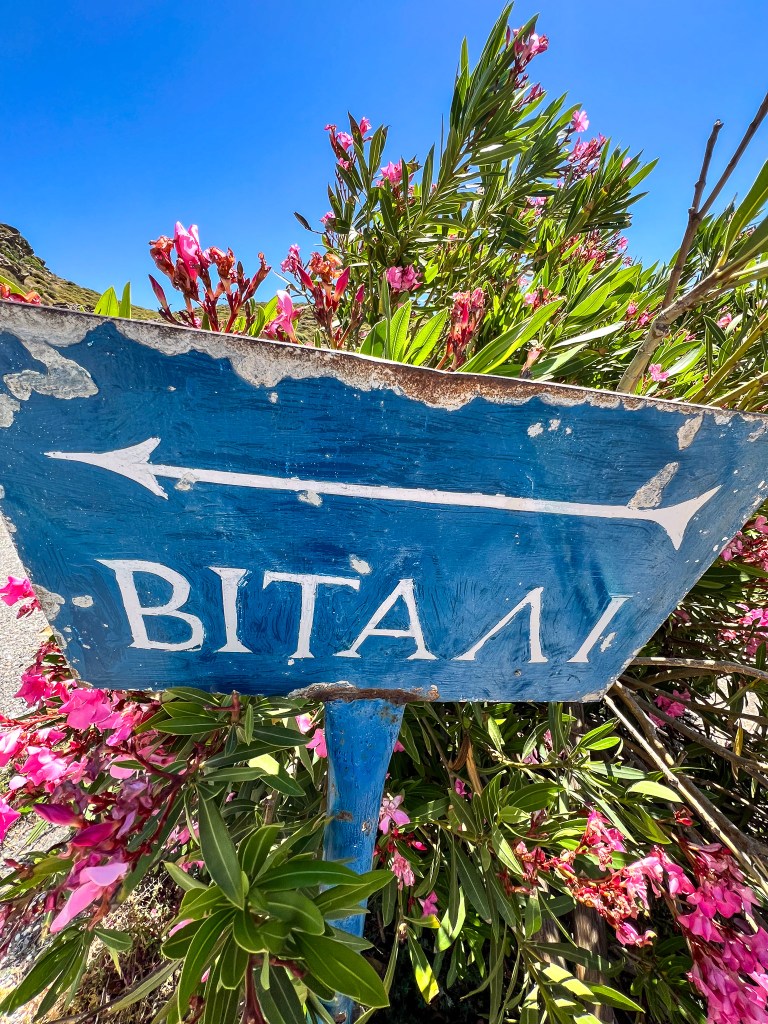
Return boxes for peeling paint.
[34,584,65,621]
[677,415,703,450]
[72,595,94,608]
[527,422,544,437]
[3,304,767,425]
[628,462,679,510]
[0,394,20,428]
[298,490,323,506]
[600,632,616,652]
[288,682,438,703]
[349,555,372,575]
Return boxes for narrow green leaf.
[454,845,491,922]
[256,965,306,1024]
[164,861,206,892]
[177,912,232,1011]
[118,282,132,319]
[267,890,325,934]
[258,861,359,891]
[94,287,119,317]
[198,794,246,907]
[239,824,282,878]
[407,933,439,1004]
[219,934,249,990]
[627,780,682,803]
[389,300,412,361]
[295,933,389,1008]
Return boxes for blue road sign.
[1,303,767,703]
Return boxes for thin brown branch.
[623,687,768,787]
[606,690,768,876]
[699,91,768,220]
[662,119,723,307]
[618,92,768,392]
[621,675,768,726]
[630,656,768,684]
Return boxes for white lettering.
[336,579,436,660]
[263,572,360,659]
[567,596,630,663]
[98,559,204,651]
[209,567,251,653]
[454,587,547,663]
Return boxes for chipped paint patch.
[298,490,322,506]
[749,422,767,442]
[350,555,372,575]
[0,394,20,428]
[628,462,679,509]
[600,632,616,652]
[677,414,703,450]
[527,422,544,437]
[72,595,94,608]
[548,418,560,431]
[34,584,65,621]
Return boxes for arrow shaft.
[155,463,669,529]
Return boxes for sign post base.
[323,698,405,1022]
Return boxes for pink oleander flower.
[419,891,439,917]
[717,312,733,329]
[18,748,71,787]
[385,265,421,292]
[306,728,327,758]
[359,116,372,134]
[391,851,415,889]
[32,803,82,827]
[320,211,335,226]
[14,670,55,706]
[649,364,669,382]
[379,793,410,834]
[615,921,654,946]
[295,713,314,734]
[393,740,405,753]
[378,161,403,186]
[0,796,20,842]
[173,222,206,279]
[571,109,590,133]
[281,244,303,275]
[59,688,116,731]
[50,859,128,933]
[264,290,300,343]
[71,820,119,848]
[0,576,35,606]
[616,236,629,252]
[454,778,471,798]
[0,727,24,767]
[653,689,691,723]
[626,302,638,316]
[335,130,354,151]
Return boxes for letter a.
[98,559,204,651]
[454,587,547,663]
[336,579,436,660]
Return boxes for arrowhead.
[656,486,721,550]
[45,438,168,498]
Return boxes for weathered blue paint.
[323,698,404,1023]
[1,303,768,705]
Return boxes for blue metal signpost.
[2,303,768,1020]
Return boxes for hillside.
[0,223,157,318]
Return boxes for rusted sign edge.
[1,302,767,432]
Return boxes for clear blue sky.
[2,1,767,308]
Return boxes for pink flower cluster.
[325,116,372,170]
[446,288,485,368]
[149,223,270,333]
[277,247,363,349]
[385,265,421,294]
[0,580,196,945]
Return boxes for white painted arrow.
[46,437,719,550]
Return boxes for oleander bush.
[2,5,768,1023]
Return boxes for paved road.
[0,519,42,711]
